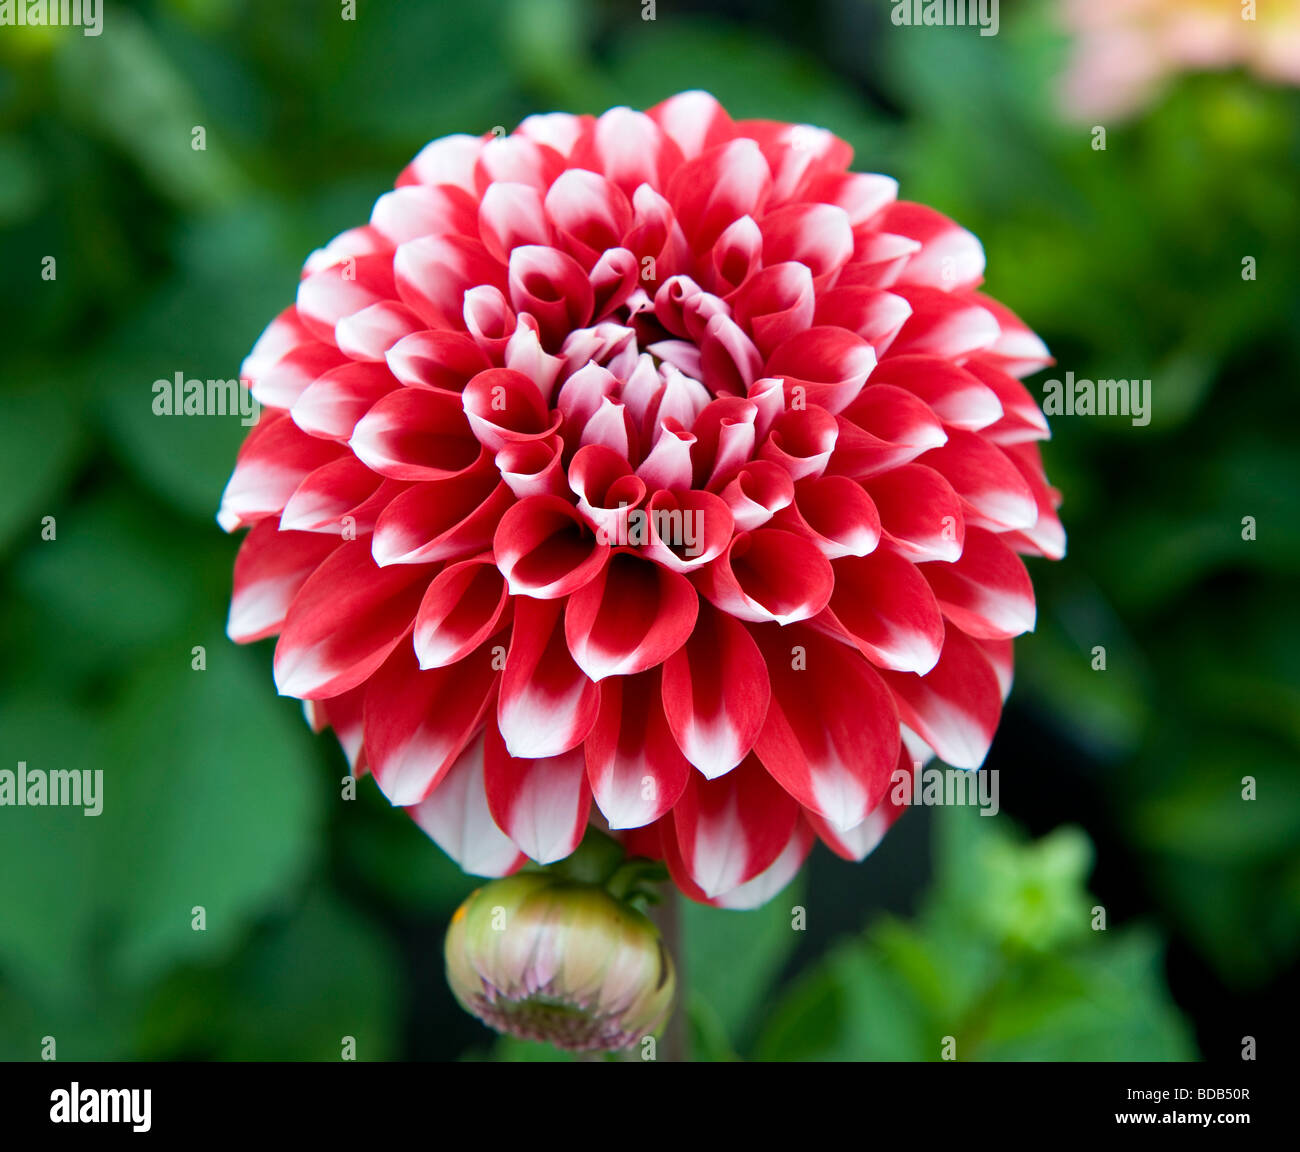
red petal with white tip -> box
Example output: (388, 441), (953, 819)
(496, 435), (568, 500)
(568, 444), (645, 538)
(761, 203), (854, 285)
(695, 528), (834, 625)
(639, 488), (733, 573)
(817, 547), (945, 674)
(363, 643), (499, 806)
(970, 293), (1053, 377)
(241, 306), (311, 382)
(484, 723), (592, 865)
(976, 636), (1015, 701)
(349, 387), (480, 481)
(920, 429), (1039, 532)
(878, 628), (1003, 770)
(672, 753), (799, 899)
(316, 684), (369, 775)
(397, 134), (482, 192)
(218, 412), (345, 532)
(731, 262), (816, 359)
(963, 360), (1049, 443)
(228, 521), (339, 643)
(408, 731), (526, 877)
(296, 252), (396, 344)
(709, 214), (764, 295)
(813, 286), (913, 357)
(648, 90), (736, 160)
(997, 441), (1067, 560)
(753, 625), (901, 829)
(370, 184), (479, 245)
(759, 404), (839, 481)
(712, 819), (815, 909)
(461, 368), (556, 452)
(738, 120), (853, 203)
(273, 543), (434, 699)
(828, 384), (948, 480)
(280, 456), (397, 535)
(335, 300), (422, 362)
(395, 234), (506, 329)
(887, 286), (1000, 361)
(806, 741), (913, 860)
(291, 360), (399, 441)
(386, 329), (492, 393)
(247, 341), (349, 410)
(660, 602), (770, 779)
(584, 672), (691, 829)
(498, 596), (601, 758)
(772, 474), (880, 558)
(719, 460), (796, 532)
(876, 202), (986, 291)
(544, 168), (633, 263)
(570, 107), (685, 199)
(565, 552), (698, 681)
(864, 463), (965, 563)
(478, 181), (552, 263)
(372, 470), (511, 566)
(507, 245), (595, 349)
(668, 138), (772, 250)
(494, 495), (609, 599)
(474, 134), (565, 194)
(922, 526), (1036, 640)
(413, 555), (510, 669)
(766, 326), (876, 415)
(806, 171), (898, 226)
(870, 355), (1004, 432)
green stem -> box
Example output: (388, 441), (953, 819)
(649, 891), (690, 1062)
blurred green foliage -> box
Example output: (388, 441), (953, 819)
(1, 0), (1296, 1060)
(756, 808), (1193, 1061)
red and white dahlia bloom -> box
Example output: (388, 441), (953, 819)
(219, 91), (1063, 909)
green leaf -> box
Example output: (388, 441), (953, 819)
(682, 875), (805, 1051)
(214, 891), (400, 1060)
(0, 696), (104, 1003)
(760, 811), (1194, 1061)
(52, 9), (245, 208)
(99, 633), (322, 981)
(0, 381), (85, 557)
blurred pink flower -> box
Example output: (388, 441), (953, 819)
(1060, 0), (1300, 120)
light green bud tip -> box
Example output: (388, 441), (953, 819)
(445, 873), (675, 1052)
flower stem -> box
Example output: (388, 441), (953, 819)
(649, 891), (690, 1062)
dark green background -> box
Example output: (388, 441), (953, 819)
(1, 0), (1296, 1061)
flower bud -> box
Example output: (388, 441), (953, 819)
(445, 873), (675, 1052)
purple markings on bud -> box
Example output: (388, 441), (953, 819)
(445, 873), (675, 1052)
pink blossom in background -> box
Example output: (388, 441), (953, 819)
(1061, 0), (1300, 120)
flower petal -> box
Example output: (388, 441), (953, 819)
(585, 672), (691, 830)
(484, 724), (592, 865)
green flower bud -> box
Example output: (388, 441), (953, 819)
(445, 873), (675, 1052)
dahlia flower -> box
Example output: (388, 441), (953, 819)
(1060, 0), (1300, 120)
(445, 873), (674, 1051)
(219, 90), (1063, 912)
